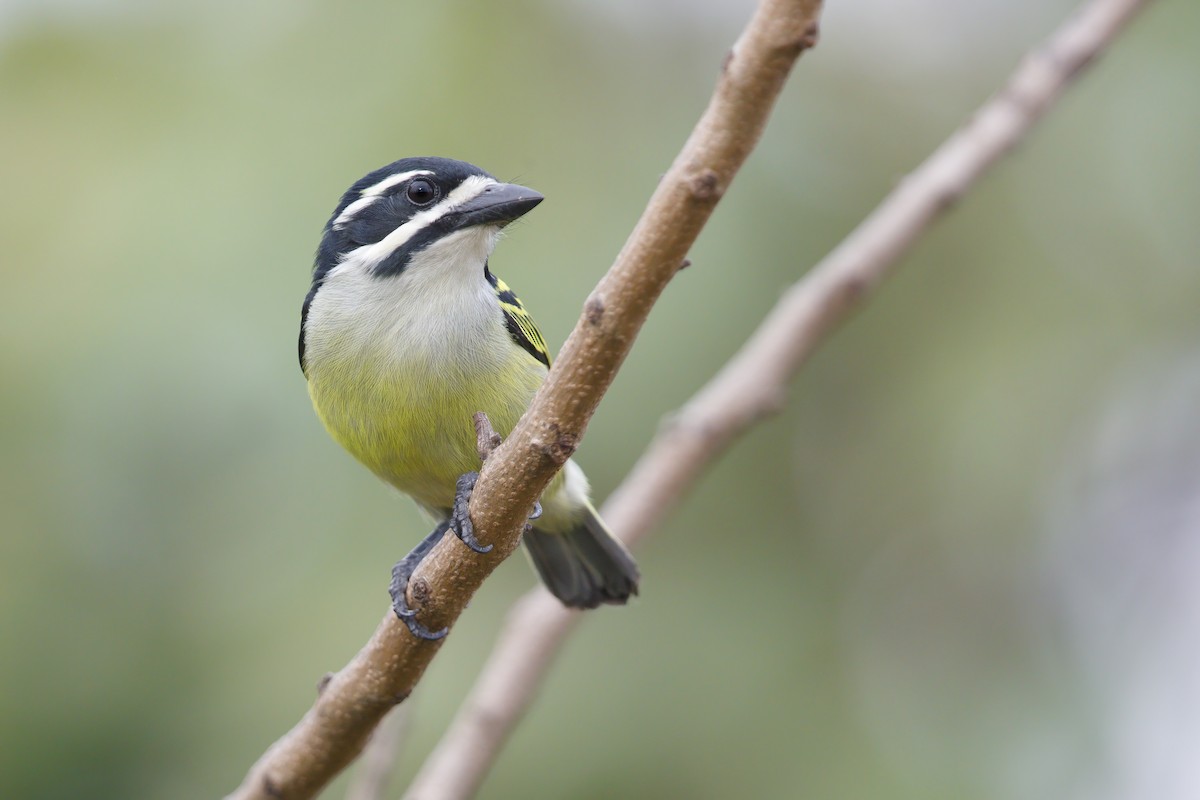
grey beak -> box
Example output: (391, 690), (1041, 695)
(449, 182), (544, 229)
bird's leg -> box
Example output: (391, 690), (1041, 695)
(389, 521), (451, 640)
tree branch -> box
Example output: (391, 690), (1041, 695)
(401, 0), (1155, 796)
(226, 1), (822, 797)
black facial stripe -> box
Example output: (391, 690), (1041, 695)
(298, 283), (319, 374)
(304, 189), (431, 324)
(372, 213), (459, 277)
(342, 198), (416, 246)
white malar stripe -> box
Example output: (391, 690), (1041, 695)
(331, 169), (433, 230)
(347, 174), (498, 272)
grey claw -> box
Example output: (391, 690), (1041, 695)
(389, 521), (451, 639)
(451, 471), (493, 554)
(391, 581), (448, 639)
(400, 616), (448, 640)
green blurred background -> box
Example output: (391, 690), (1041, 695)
(3, 1), (1198, 798)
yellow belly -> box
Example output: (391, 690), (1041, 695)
(308, 349), (546, 513)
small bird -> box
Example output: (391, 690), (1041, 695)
(300, 157), (639, 638)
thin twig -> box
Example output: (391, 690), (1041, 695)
(225, 1), (822, 797)
(473, 412), (503, 463)
(402, 0), (1155, 796)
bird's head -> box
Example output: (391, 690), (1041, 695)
(300, 157), (543, 373)
(312, 157), (543, 286)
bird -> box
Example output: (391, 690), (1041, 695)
(299, 157), (639, 638)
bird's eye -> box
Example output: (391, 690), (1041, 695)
(406, 178), (436, 205)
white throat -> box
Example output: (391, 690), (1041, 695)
(304, 224), (508, 376)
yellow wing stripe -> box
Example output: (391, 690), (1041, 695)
(494, 277), (551, 367)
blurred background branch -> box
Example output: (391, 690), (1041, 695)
(402, 0), (1155, 796)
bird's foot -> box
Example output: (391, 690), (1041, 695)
(389, 522), (450, 640)
(389, 477), (546, 640)
(524, 500), (543, 539)
(450, 472), (492, 553)
(450, 472), (544, 548)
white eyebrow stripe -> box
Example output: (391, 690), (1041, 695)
(331, 169), (433, 229)
(346, 174), (497, 271)
(360, 169), (432, 198)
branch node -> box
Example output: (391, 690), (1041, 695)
(841, 273), (871, 304)
(411, 577), (433, 604)
(689, 169), (723, 201)
(761, 388), (788, 417)
(473, 412), (503, 463)
(678, 258), (693, 272)
(261, 776), (283, 799)
(931, 183), (963, 215)
(533, 424), (579, 466)
(585, 295), (606, 326)
(798, 21), (821, 51)
(316, 673), (334, 695)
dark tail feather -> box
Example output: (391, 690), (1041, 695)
(523, 504), (639, 609)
